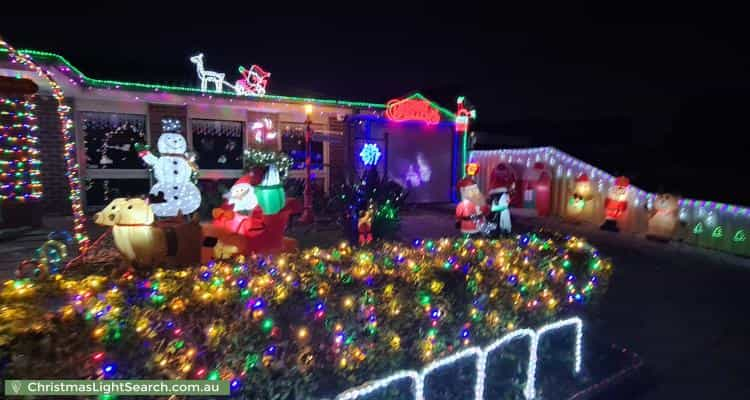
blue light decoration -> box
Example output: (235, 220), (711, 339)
(359, 143), (382, 166)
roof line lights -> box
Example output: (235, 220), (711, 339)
(0, 48), (387, 109)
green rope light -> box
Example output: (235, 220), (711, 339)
(406, 92), (457, 119)
(0, 48), (388, 109)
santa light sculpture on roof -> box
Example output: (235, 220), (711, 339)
(189, 53), (271, 97)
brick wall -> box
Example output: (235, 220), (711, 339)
(148, 104), (188, 145)
(35, 95), (71, 215)
(328, 116), (347, 188)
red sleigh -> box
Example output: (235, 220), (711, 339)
(208, 197), (302, 256)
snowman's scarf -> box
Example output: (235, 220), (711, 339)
(160, 152), (189, 158)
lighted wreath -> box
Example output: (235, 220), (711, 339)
(243, 148), (293, 178)
(0, 232), (612, 399)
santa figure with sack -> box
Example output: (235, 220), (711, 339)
(212, 175), (264, 236)
(455, 177), (489, 235)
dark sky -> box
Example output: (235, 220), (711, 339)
(2, 11), (749, 202)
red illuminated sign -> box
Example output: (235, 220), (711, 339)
(385, 98), (441, 124)
(465, 162), (479, 177)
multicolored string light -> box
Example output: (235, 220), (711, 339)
(0, 232), (611, 399)
(1, 36), (89, 250)
(0, 96), (42, 201)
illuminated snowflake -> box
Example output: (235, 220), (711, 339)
(359, 143), (382, 166)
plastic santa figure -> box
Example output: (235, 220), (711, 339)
(212, 175), (264, 236)
(566, 173), (593, 222)
(601, 176), (630, 231)
(488, 163), (517, 202)
(455, 177), (488, 235)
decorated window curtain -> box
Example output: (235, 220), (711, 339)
(281, 123), (324, 170)
(86, 179), (151, 208)
(82, 112), (146, 169)
(191, 119), (244, 170)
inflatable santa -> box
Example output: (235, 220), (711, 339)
(601, 176), (630, 232)
(488, 163), (517, 200)
(455, 177), (488, 235)
(212, 175), (264, 236)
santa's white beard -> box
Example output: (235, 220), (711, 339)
(462, 187), (486, 208)
(227, 188), (258, 212)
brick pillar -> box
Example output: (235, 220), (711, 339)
(328, 116), (347, 188)
(36, 95), (71, 215)
(148, 104), (188, 145)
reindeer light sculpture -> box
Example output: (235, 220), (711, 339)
(190, 53), (226, 93)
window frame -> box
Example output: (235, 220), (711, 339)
(280, 121), (332, 193)
(77, 110), (149, 211)
(189, 118), (246, 176)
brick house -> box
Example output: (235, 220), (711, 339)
(1, 48), (467, 216)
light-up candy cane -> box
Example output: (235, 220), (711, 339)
(334, 317), (583, 400)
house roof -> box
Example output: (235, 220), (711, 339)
(0, 48), (458, 118)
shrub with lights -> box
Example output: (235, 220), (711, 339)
(0, 231), (611, 399)
(334, 166), (408, 242)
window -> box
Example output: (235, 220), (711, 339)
(281, 124), (324, 170)
(191, 119), (244, 170)
(85, 179), (150, 208)
(82, 112), (146, 169)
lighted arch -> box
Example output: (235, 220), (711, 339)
(1, 36), (89, 250)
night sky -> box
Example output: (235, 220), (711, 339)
(2, 11), (748, 204)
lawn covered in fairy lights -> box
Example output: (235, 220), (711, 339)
(0, 231), (612, 399)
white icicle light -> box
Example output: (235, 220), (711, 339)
(679, 208), (688, 222)
(334, 317), (583, 400)
(705, 211), (716, 227)
(470, 146), (750, 221)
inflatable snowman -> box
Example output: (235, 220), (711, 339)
(139, 133), (201, 217)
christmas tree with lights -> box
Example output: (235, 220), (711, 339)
(334, 166), (407, 242)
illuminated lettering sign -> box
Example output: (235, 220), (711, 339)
(465, 162), (479, 177)
(385, 98), (441, 124)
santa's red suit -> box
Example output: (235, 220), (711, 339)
(604, 177), (630, 220)
(604, 198), (627, 219)
(455, 177), (488, 235)
(456, 199), (483, 234)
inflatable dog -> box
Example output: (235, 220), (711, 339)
(94, 198), (202, 267)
